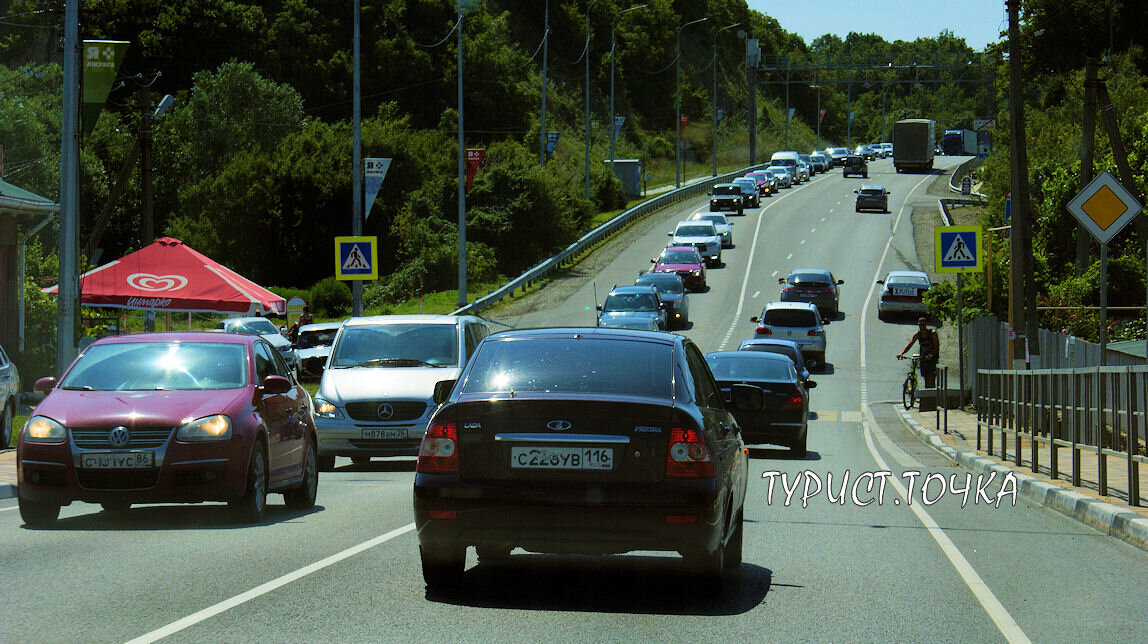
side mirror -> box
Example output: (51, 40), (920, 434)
(595, 305), (603, 311)
(260, 375), (292, 395)
(853, 189), (859, 194)
(667, 232), (674, 236)
(433, 379), (457, 405)
(727, 383), (765, 411)
(750, 316), (760, 323)
(777, 278), (786, 285)
(805, 380), (818, 389)
(34, 377), (57, 394)
(837, 279), (845, 285)
(876, 280), (885, 285)
(650, 258), (657, 264)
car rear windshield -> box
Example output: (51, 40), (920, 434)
(762, 309), (818, 327)
(790, 273), (830, 286)
(460, 338), (672, 398)
(222, 319), (277, 335)
(741, 344), (800, 364)
(860, 188), (885, 196)
(61, 342), (249, 391)
(603, 292), (658, 312)
(660, 251), (699, 264)
(636, 276), (684, 294)
(706, 356), (793, 381)
(732, 179), (755, 189)
(676, 225), (715, 236)
(330, 323), (458, 368)
(888, 275), (931, 287)
(711, 186), (739, 195)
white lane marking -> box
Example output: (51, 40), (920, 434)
(821, 217), (826, 222)
(752, 290), (760, 299)
(771, 270), (779, 277)
(811, 228), (817, 233)
(858, 172), (1029, 644)
(800, 240), (806, 245)
(786, 253), (793, 259)
(126, 523), (417, 643)
(829, 209), (835, 214)
(718, 184), (805, 350)
(0, 506), (18, 513)
(862, 428), (1030, 643)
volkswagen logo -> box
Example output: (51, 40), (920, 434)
(108, 426), (130, 448)
(376, 403), (395, 420)
(546, 420), (572, 431)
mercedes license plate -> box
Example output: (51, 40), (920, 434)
(510, 446), (613, 471)
(81, 452), (154, 469)
(362, 429), (407, 440)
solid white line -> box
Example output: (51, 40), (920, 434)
(125, 523), (417, 643)
(786, 253), (793, 259)
(0, 505), (18, 513)
(800, 240), (806, 245)
(862, 428), (1030, 643)
(821, 217), (826, 222)
(858, 171), (1030, 644)
(771, 270), (778, 277)
(811, 228), (817, 233)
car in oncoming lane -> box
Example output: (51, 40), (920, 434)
(708, 183), (744, 216)
(635, 271), (690, 329)
(597, 284), (667, 330)
(669, 221), (722, 267)
(689, 211), (734, 248)
(705, 350), (815, 456)
(877, 270), (932, 319)
(751, 301), (827, 368)
(652, 246), (707, 291)
(16, 332), (319, 526)
(764, 166), (793, 189)
(216, 316), (300, 378)
(413, 327), (764, 593)
(731, 177), (761, 207)
(294, 321), (343, 380)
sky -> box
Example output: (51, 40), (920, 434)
(745, 0), (1009, 52)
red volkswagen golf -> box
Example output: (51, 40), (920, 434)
(17, 332), (318, 525)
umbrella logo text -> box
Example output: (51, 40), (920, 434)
(128, 273), (188, 292)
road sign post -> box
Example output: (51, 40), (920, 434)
(936, 225), (983, 402)
(1066, 171), (1144, 365)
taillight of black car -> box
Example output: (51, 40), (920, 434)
(417, 420), (458, 473)
(666, 427), (713, 478)
(779, 389), (804, 412)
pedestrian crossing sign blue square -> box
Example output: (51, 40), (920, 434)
(934, 226), (982, 273)
(334, 236), (378, 280)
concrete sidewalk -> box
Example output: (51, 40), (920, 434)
(896, 402), (1148, 553)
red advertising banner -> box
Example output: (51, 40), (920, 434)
(679, 115), (689, 134)
(819, 109), (826, 124)
(465, 148), (485, 193)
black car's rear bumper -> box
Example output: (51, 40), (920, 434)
(414, 474), (727, 556)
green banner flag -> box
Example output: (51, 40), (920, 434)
(82, 40), (129, 136)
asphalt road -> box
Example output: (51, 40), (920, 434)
(4, 157), (1148, 643)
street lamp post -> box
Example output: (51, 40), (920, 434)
(811, 73), (820, 150)
(712, 21), (740, 177)
(584, 0), (597, 200)
(609, 4), (645, 167)
(676, 16), (709, 188)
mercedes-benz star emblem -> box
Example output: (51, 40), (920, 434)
(377, 403), (395, 420)
(546, 420), (572, 431)
(108, 426), (131, 448)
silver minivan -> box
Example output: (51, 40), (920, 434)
(769, 150), (801, 184)
(312, 314), (489, 469)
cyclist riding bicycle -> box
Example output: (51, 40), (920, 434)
(897, 317), (939, 388)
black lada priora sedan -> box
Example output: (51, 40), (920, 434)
(413, 327), (764, 594)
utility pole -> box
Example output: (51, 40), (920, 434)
(676, 17), (708, 188)
(456, 0), (467, 308)
(352, 0), (363, 317)
(539, 0), (549, 167)
(57, 0), (79, 376)
(584, 1), (595, 200)
(783, 54), (790, 150)
(712, 22), (739, 178)
(747, 37), (758, 165)
(1007, 0), (1035, 367)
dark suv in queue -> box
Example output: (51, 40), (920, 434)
(413, 327), (763, 594)
(842, 154), (869, 178)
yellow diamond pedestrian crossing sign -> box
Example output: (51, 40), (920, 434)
(1067, 171), (1142, 244)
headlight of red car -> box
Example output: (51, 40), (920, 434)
(24, 416), (67, 443)
(176, 414), (232, 442)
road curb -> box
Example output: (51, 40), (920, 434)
(894, 407), (1148, 553)
(1, 483), (15, 500)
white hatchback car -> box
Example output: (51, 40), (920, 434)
(750, 302), (827, 367)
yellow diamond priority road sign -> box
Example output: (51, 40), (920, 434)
(1066, 171), (1142, 245)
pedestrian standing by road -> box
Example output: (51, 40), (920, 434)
(289, 306), (314, 345)
(897, 317), (940, 388)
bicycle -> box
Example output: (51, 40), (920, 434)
(897, 353), (920, 410)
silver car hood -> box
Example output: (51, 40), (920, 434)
(319, 365), (461, 403)
(261, 333), (292, 350)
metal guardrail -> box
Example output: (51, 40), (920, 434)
(947, 156), (987, 200)
(976, 366), (1147, 505)
(453, 164), (768, 315)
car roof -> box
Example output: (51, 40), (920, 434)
(706, 350), (794, 364)
(663, 245), (700, 253)
(342, 314), (471, 327)
(764, 301), (819, 312)
(859, 184), (886, 191)
(790, 268), (832, 277)
(298, 322), (344, 332)
(712, 182), (738, 188)
(486, 327), (679, 346)
(738, 338), (802, 350)
(637, 271), (683, 282)
(885, 270), (930, 280)
(93, 331), (252, 346)
(609, 284), (658, 295)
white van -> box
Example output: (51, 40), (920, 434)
(769, 151), (801, 184)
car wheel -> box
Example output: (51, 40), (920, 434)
(724, 511), (743, 569)
(100, 501), (132, 514)
(863, 171), (869, 178)
(317, 454), (336, 471)
(18, 496), (60, 527)
(230, 442), (268, 524)
(1, 401), (12, 448)
(791, 435), (807, 458)
(284, 439), (318, 510)
(421, 544), (466, 589)
(855, 205), (861, 213)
